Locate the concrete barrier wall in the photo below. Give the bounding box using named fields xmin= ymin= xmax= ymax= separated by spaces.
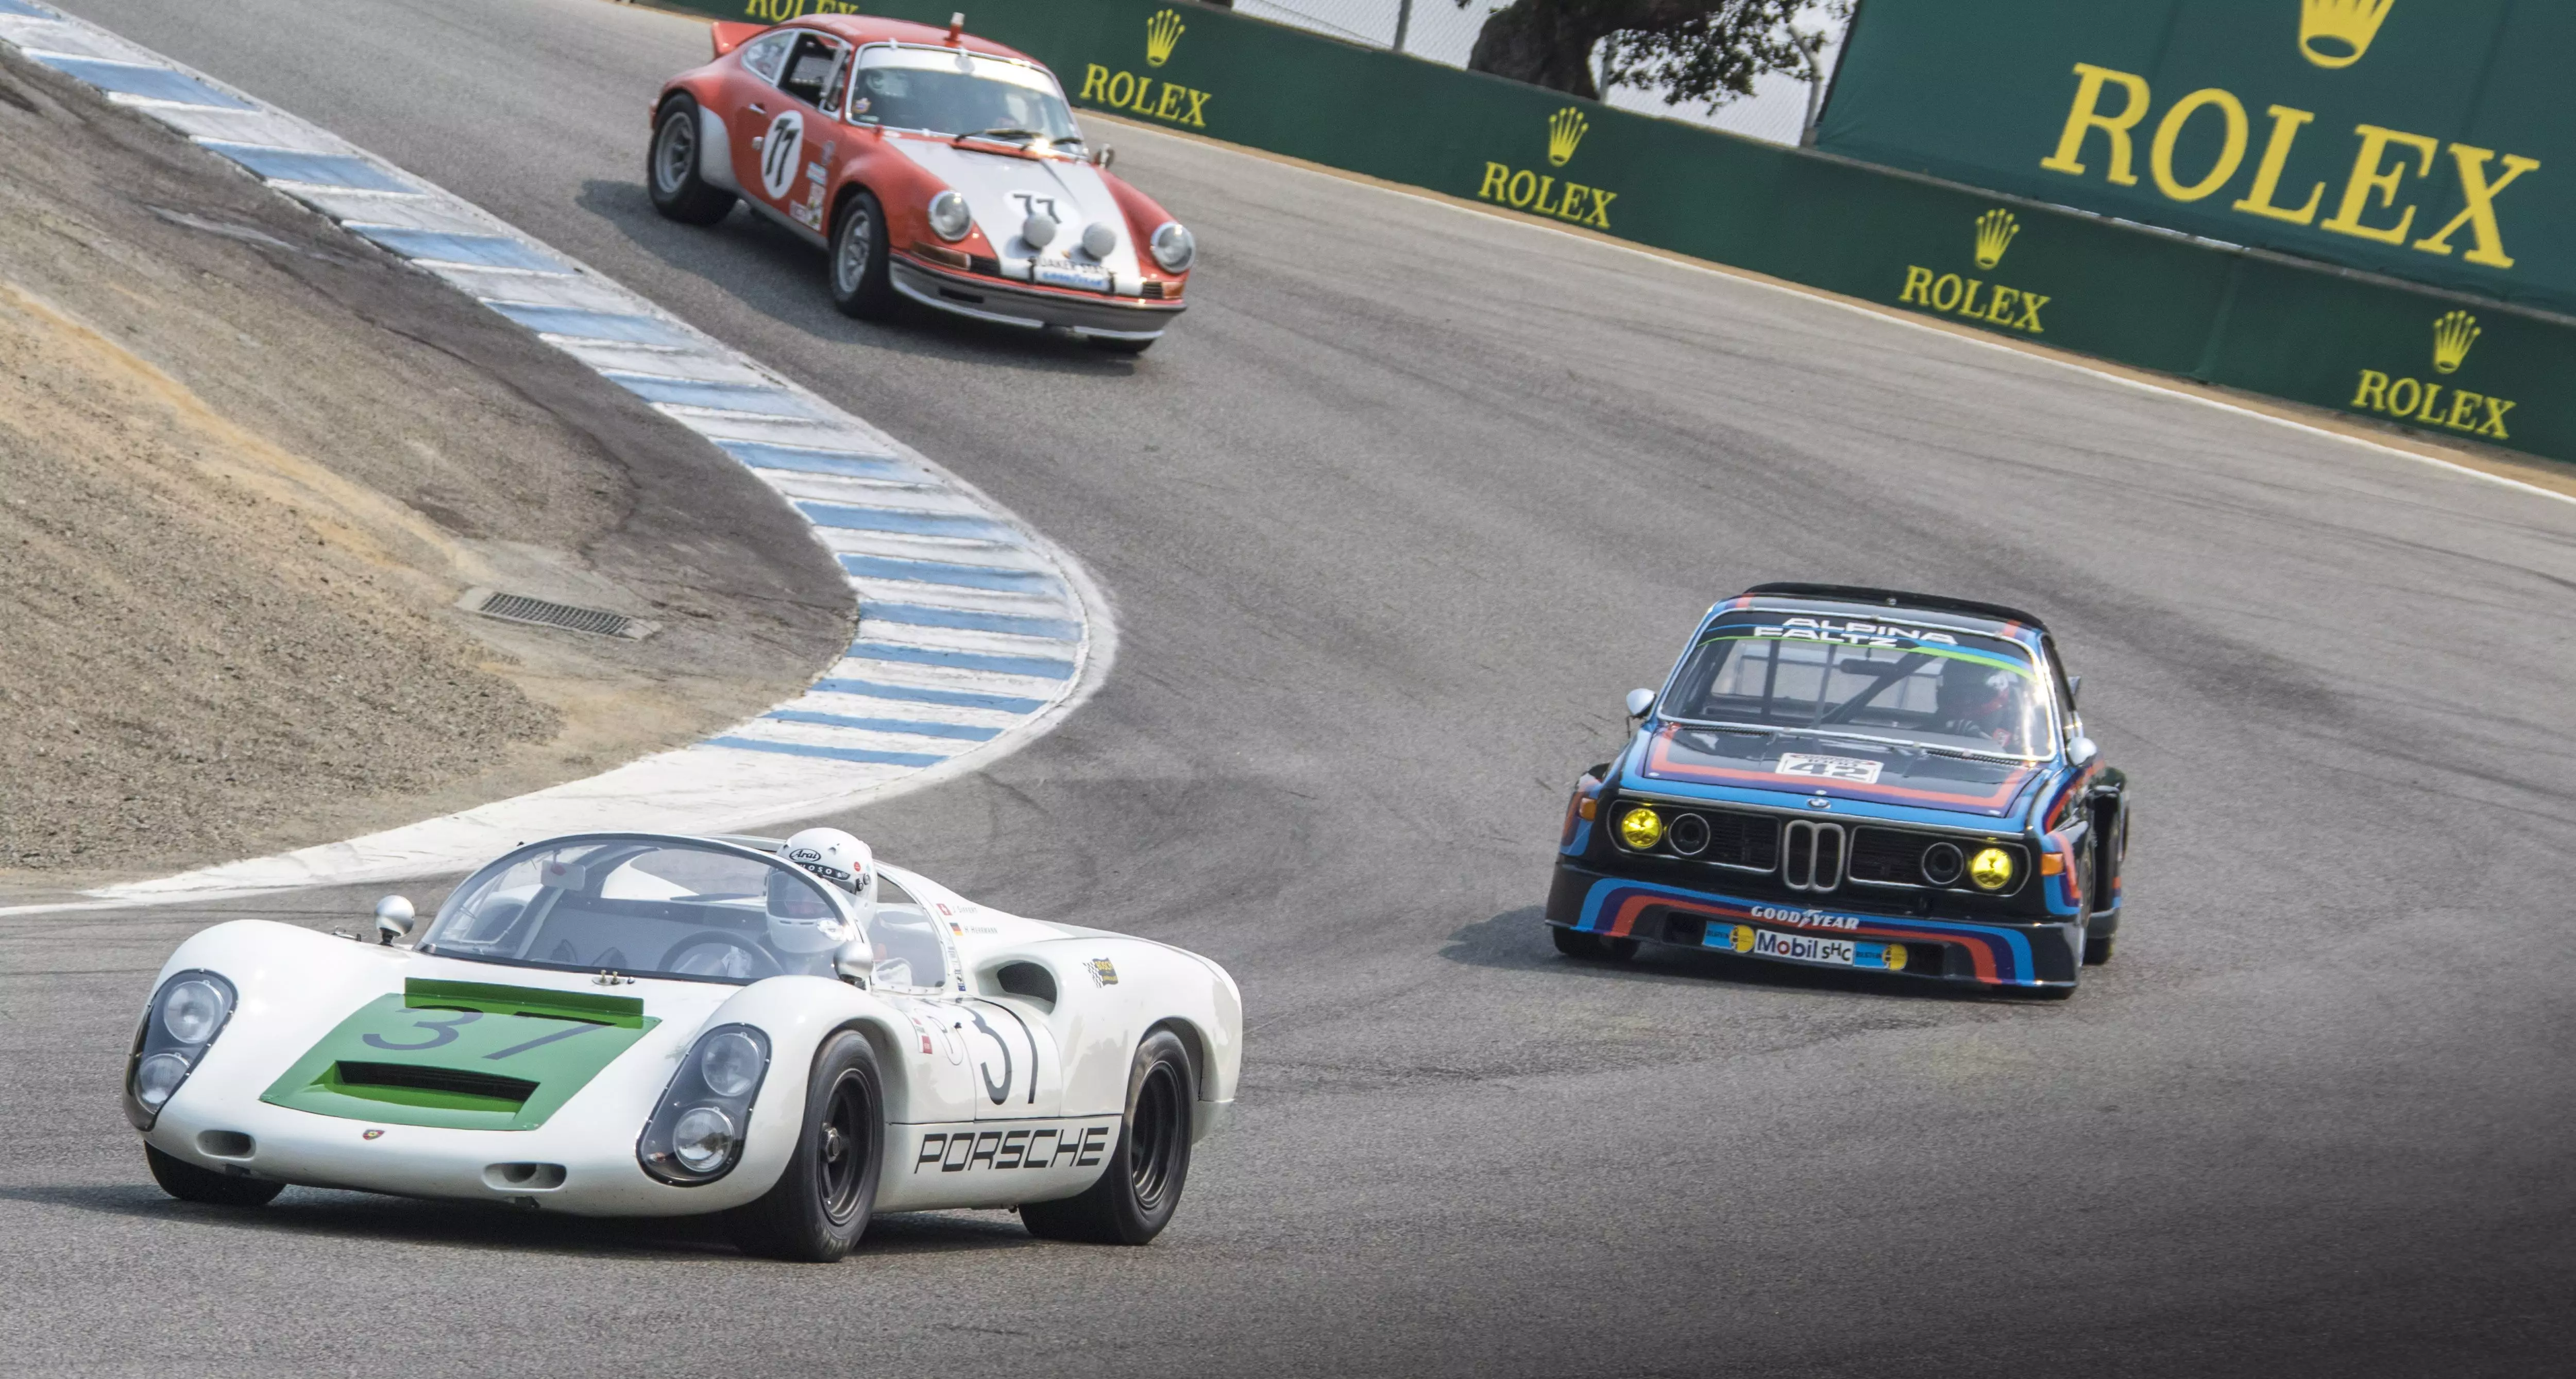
xmin=665 ymin=0 xmax=2574 ymax=466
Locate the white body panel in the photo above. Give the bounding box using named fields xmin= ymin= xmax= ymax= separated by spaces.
xmin=133 ymin=855 xmax=1240 ymax=1220
xmin=888 ymin=138 xmax=1144 ymax=293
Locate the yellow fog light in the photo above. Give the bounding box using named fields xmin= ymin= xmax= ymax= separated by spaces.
xmin=1968 ymin=847 xmax=2015 ymax=891
xmin=1885 ymin=943 xmax=1908 ymax=972
xmin=1617 ymin=806 xmax=1664 ymax=850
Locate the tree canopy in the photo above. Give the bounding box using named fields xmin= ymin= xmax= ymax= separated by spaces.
xmin=1459 ymin=0 xmax=1850 ymax=108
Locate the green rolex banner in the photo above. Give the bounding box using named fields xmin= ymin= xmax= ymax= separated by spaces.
xmin=1817 ymin=1 xmax=2573 ymax=316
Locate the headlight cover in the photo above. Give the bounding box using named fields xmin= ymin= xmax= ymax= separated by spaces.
xmin=1968 ymin=846 xmax=2016 ymax=891
xmin=927 ymin=190 xmax=972 ymax=241
xmin=1148 ymin=220 xmax=1195 ymax=273
xmin=1617 ymin=806 xmax=1664 ymax=851
xmin=638 ymin=1023 xmax=772 ymax=1185
xmin=124 ymin=971 xmax=238 ymax=1130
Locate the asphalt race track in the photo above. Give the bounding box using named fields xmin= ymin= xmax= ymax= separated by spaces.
xmin=13 ymin=1 xmax=2574 ymax=1373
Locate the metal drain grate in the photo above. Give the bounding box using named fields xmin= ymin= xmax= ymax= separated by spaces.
xmin=457 ymin=587 xmax=658 ymax=640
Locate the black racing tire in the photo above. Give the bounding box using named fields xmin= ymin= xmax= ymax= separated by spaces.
xmin=1022 ymin=1029 xmax=1192 ymax=1245
xmin=647 ymin=97 xmax=737 ymax=226
xmin=1086 ymin=334 xmax=1158 ymax=355
xmin=725 ymin=1030 xmax=884 ymax=1263
xmin=2030 ymin=984 xmax=2077 ymax=1001
xmin=828 ymin=188 xmax=898 ymax=320
xmin=146 ymin=1144 xmax=283 ymax=1206
xmin=2083 ymin=931 xmax=2116 ymax=966
xmin=1551 ymin=926 xmax=1639 ymax=961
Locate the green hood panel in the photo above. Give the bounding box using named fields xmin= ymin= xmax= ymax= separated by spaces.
xmin=261 ymin=980 xmax=661 ymax=1131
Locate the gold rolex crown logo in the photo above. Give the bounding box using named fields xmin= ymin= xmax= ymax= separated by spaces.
xmin=1145 ymin=7 xmax=1184 ymax=67
xmin=1974 ymin=209 xmax=2021 ymax=269
xmin=1547 ymin=106 xmax=1588 ymax=168
xmin=2300 ymin=0 xmax=2394 ymax=69
xmin=2431 ymin=309 xmax=2481 ymax=374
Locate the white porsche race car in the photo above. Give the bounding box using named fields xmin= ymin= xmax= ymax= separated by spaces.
xmin=124 ymin=830 xmax=1241 ymax=1261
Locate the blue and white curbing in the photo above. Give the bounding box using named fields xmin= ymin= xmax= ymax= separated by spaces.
xmin=0 ymin=0 xmax=1113 ymax=901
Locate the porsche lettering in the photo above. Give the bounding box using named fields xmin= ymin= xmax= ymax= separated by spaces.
xmin=915 ymin=1125 xmax=1110 ymax=1172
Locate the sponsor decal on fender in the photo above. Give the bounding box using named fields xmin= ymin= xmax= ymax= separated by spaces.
xmin=1899 ymin=209 xmax=2052 ymax=334
xmin=2347 ymin=309 xmax=2517 ymax=439
xmin=1475 ymin=107 xmax=1617 ymax=230
xmin=1079 ymin=10 xmax=1211 ymax=129
xmin=914 ymin=1123 xmax=1111 ymax=1173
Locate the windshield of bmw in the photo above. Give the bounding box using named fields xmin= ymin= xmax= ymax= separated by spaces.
xmin=849 ymin=48 xmax=1079 ymax=143
xmin=414 ymin=839 xmax=862 ymax=984
xmin=1660 ymin=616 xmax=2056 ymax=760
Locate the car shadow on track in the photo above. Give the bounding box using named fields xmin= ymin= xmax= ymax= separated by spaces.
xmin=0 ymin=1182 xmax=1056 ymax=1261
xmin=1442 ymin=907 xmax=2036 ymax=1005
xmin=575 ymin=179 xmax=1153 ymax=377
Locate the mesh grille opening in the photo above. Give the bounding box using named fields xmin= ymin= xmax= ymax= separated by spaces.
xmin=457 ymin=587 xmax=657 ymax=640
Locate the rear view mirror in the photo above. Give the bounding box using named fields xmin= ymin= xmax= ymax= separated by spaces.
xmin=1093 ymin=144 xmax=1115 ymax=168
xmin=833 ymin=940 xmax=872 ymax=988
xmin=2066 ymin=736 xmax=2099 ymax=768
xmin=372 ymin=895 xmax=415 ymax=946
xmin=1624 ymin=688 xmax=1656 ymax=719
xmin=2067 ymin=674 xmax=2084 ymax=708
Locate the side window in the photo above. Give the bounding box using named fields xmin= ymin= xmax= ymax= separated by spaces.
xmin=870 ymin=874 xmax=952 ymax=992
xmin=739 ymin=31 xmax=792 ymax=84
xmin=778 ymin=35 xmax=846 ymax=110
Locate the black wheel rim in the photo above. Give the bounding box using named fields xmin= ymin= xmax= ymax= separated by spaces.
xmin=834 ymin=204 xmax=872 ymax=293
xmin=654 ymin=112 xmax=694 ymax=196
xmin=815 ymin=1070 xmax=869 ymax=1223
xmin=1127 ymin=1060 xmax=1183 ymax=1211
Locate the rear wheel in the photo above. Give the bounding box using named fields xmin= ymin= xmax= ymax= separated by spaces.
xmin=1023 ymin=1029 xmax=1192 ymax=1245
xmin=2083 ymin=931 xmax=2116 ymax=966
xmin=828 ymin=188 xmax=897 ymax=320
xmin=145 ymin=1144 xmax=283 ymax=1206
xmin=726 ymin=1031 xmax=883 ymax=1262
xmin=1551 ymin=926 xmax=1638 ymax=961
xmin=647 ymin=97 xmax=736 ymax=225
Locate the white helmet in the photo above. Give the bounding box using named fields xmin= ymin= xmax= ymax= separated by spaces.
xmin=782 ymin=827 xmax=871 ymax=892
xmin=767 ymin=828 xmax=873 ymax=956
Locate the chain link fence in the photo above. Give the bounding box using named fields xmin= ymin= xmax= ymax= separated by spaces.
xmin=1226 ymin=0 xmax=1848 ymax=145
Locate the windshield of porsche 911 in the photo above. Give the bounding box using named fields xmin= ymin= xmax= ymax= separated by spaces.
xmin=1663 ymin=618 xmax=2055 ymax=759
xmin=415 ymin=840 xmax=860 ymax=984
xmin=850 ymin=50 xmax=1079 ymax=143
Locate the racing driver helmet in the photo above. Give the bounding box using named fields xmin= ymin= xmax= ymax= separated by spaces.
xmin=766 ymin=827 xmax=875 ymax=956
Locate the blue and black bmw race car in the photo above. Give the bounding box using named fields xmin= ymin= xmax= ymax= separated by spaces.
xmin=1546 ymin=584 xmax=2130 ymax=998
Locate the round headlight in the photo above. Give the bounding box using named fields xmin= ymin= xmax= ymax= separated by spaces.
xmin=698 ymin=1030 xmax=764 ymax=1100
xmin=671 ymin=1105 xmax=738 ymax=1173
xmin=1617 ymin=806 xmax=1664 ymax=850
xmin=134 ymin=1052 xmax=191 ymax=1108
xmin=1968 ymin=846 xmax=2015 ymax=891
xmin=1149 ymin=220 xmax=1195 ymax=273
xmin=927 ymin=189 xmax=972 ymax=241
xmin=161 ymin=979 xmax=226 ymax=1045
xmin=1921 ymin=842 xmax=1963 ymax=887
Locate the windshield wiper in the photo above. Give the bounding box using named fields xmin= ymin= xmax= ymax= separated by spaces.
xmin=958 ymin=126 xmax=1045 ymax=143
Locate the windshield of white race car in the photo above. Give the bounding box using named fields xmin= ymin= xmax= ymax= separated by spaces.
xmin=1662 ymin=617 xmax=2057 ymax=760
xmin=412 ymin=838 xmax=947 ymax=986
xmin=848 ymin=48 xmax=1079 ymax=143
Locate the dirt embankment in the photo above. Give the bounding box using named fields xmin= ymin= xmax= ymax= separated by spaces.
xmin=0 ymin=50 xmax=853 ymax=886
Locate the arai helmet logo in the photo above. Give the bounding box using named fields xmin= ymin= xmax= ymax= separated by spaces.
xmin=789 ymin=847 xmax=823 ymax=863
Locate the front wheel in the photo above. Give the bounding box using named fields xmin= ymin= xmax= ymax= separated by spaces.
xmin=146 ymin=1144 xmax=283 ymax=1206
xmin=647 ymin=97 xmax=736 ymax=225
xmin=725 ymin=1030 xmax=884 ymax=1262
xmin=1023 ymin=1029 xmax=1193 ymax=1245
xmin=1086 ymin=334 xmax=1157 ymax=355
xmin=1551 ymin=926 xmax=1638 ymax=961
xmin=828 ymin=188 xmax=897 ymax=320
xmin=2083 ymin=931 xmax=2116 ymax=966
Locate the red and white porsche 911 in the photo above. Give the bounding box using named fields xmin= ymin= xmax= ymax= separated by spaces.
xmin=648 ymin=14 xmax=1194 ymax=352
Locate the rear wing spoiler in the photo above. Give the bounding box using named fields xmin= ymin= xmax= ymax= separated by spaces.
xmin=710 ymin=20 xmax=768 ymax=57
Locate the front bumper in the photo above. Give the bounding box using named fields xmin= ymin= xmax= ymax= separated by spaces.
xmin=1547 ymin=862 xmax=2081 ymax=990
xmin=890 ymin=256 xmax=1185 ymax=339
xmin=139 ymin=1080 xmax=796 ymax=1218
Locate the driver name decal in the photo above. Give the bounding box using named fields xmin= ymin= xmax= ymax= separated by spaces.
xmin=1775 ymin=753 xmax=1886 ymax=785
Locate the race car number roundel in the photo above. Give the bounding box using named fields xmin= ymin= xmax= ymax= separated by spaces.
xmin=759 ymin=110 xmax=804 ymax=200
